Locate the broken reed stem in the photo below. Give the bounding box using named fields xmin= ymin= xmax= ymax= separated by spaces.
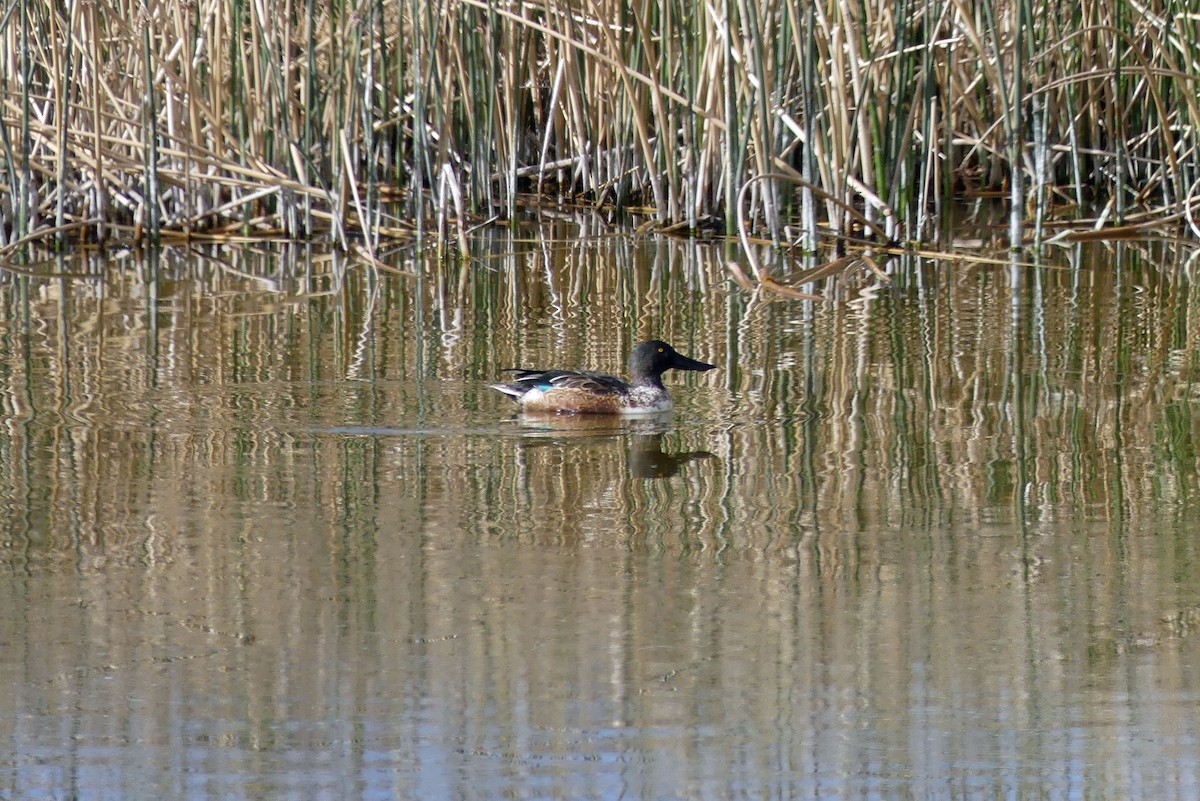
xmin=0 ymin=0 xmax=1197 ymax=252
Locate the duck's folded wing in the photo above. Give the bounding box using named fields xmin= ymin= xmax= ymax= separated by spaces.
xmin=504 ymin=369 xmax=628 ymax=395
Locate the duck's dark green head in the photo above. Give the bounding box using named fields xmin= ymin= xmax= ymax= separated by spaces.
xmin=628 ymin=340 xmax=715 ymax=385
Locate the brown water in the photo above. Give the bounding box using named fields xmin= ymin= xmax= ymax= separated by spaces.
xmin=2 ymin=230 xmax=1200 ymax=799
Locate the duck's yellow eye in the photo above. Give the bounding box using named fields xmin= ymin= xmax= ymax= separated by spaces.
xmin=658 ymin=347 xmax=664 ymax=353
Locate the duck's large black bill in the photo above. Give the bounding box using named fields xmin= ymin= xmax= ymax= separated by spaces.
xmin=670 ymin=352 xmax=716 ymax=372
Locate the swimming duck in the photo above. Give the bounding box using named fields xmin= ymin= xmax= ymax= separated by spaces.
xmin=490 ymin=340 xmax=715 ymax=414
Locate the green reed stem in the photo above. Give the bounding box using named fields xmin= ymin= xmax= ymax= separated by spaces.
xmin=19 ymin=0 xmax=33 ymax=239
xmin=141 ymin=0 xmax=160 ymax=242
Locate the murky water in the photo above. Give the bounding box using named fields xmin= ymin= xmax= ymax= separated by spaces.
xmin=3 ymin=228 xmax=1200 ymax=799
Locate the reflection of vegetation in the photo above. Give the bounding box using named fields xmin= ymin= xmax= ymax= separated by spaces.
xmin=1 ymin=1 xmax=1197 ymax=249
xmin=7 ymin=234 xmax=1200 ymax=801
xmin=2 ymin=232 xmax=1200 ymax=551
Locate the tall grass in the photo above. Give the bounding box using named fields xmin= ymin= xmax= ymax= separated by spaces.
xmin=1 ymin=0 xmax=1197 ymax=251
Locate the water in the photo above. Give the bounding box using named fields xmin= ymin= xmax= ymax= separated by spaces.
xmin=2 ymin=230 xmax=1200 ymax=799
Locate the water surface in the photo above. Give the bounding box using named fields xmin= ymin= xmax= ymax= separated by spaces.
xmin=2 ymin=230 xmax=1200 ymax=799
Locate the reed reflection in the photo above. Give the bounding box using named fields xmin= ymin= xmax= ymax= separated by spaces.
xmin=2 ymin=232 xmax=1200 ymax=800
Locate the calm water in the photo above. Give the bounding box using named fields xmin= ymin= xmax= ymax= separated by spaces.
xmin=3 ymin=227 xmax=1200 ymax=799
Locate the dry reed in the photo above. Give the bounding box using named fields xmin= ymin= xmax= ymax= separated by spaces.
xmin=1 ymin=0 xmax=1197 ymax=252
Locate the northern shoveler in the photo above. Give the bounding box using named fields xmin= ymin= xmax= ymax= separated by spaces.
xmin=490 ymin=340 xmax=716 ymax=414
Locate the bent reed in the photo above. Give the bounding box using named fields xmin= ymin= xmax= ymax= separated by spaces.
xmin=1 ymin=0 xmax=1197 ymax=251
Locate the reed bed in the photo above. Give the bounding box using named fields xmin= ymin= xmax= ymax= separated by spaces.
xmin=1 ymin=0 xmax=1197 ymax=252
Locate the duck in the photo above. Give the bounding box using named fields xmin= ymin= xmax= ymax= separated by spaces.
xmin=489 ymin=340 xmax=715 ymax=414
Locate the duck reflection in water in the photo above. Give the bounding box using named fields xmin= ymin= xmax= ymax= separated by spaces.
xmin=511 ymin=413 xmax=715 ymax=480
xmin=627 ymin=433 xmax=716 ymax=479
